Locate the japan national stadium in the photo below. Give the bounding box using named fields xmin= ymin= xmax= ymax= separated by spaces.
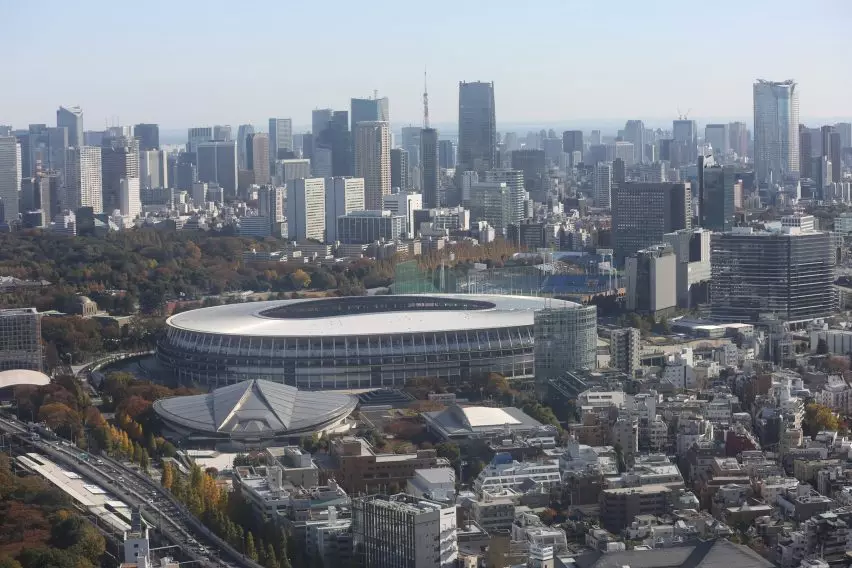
xmin=156 ymin=294 xmax=596 ymax=390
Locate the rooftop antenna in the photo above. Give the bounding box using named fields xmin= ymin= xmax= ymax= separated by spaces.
xmin=423 ymin=68 xmax=430 ymax=129
xmin=373 ymin=89 xmax=378 ymax=100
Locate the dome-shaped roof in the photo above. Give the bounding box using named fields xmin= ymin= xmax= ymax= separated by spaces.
xmin=0 ymin=369 xmax=50 ymax=389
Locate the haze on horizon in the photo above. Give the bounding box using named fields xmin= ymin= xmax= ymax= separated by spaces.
xmin=4 ymin=0 xmax=851 ymax=130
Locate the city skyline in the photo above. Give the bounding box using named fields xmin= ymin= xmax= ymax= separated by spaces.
xmin=4 ymin=0 xmax=851 ymax=129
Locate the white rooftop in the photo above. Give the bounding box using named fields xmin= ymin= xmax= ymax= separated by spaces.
xmin=463 ymin=406 xmax=521 ymax=427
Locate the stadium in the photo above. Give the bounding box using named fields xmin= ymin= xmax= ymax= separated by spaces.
xmin=157 ymin=294 xmax=596 ymax=389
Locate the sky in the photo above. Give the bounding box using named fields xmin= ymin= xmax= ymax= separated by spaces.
xmin=3 ymin=0 xmax=852 ymax=133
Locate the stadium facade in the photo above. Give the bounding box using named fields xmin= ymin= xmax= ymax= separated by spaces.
xmin=157 ymin=294 xmax=597 ymax=389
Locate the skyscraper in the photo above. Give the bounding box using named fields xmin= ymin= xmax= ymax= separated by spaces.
xmin=0 ymin=137 xmax=21 ymax=223
xmin=0 ymin=308 xmax=43 ymax=372
xmin=420 ymin=127 xmax=439 ymax=208
xmin=350 ymin=97 xmax=389 ymax=131
xmin=213 ymin=125 xmax=232 ymax=141
xmin=236 ymin=124 xmax=255 ymax=170
xmin=511 ymin=149 xmax=547 ymax=200
xmin=483 ymin=169 xmax=524 ymax=226
xmin=400 ymin=127 xmax=421 ymax=170
xmin=672 ymin=119 xmax=698 ymax=167
xmin=562 ymin=130 xmax=584 ymax=155
xmin=196 ymin=140 xmax=238 ymax=199
xmin=101 ymin=136 xmax=140 ymax=214
xmin=133 ymin=124 xmax=160 ymax=151
xmin=325 ymin=177 xmax=365 ymax=242
xmin=246 ymin=133 xmax=270 ymax=185
xmin=699 ymin=163 xmax=737 ymax=232
xmin=56 ymin=106 xmax=83 ymax=148
xmin=64 ymin=146 xmax=102 ymax=212
xmin=594 ymin=163 xmax=612 ymax=209
xmin=753 ymin=79 xmax=800 ymax=184
xmin=316 ymin=111 xmax=352 ymax=177
xmin=438 ymin=139 xmax=456 ymax=169
xmin=612 ymin=182 xmax=692 ymax=262
xmin=457 ymin=81 xmax=497 ymax=176
xmin=187 ymin=127 xmax=213 ymax=154
xmin=268 ymin=118 xmax=293 ymax=166
xmin=258 ymin=185 xmax=285 ymax=237
xmin=728 ymin=122 xmax=750 ymax=157
xmin=287 ymin=177 xmax=326 ymax=241
xmin=624 ymin=120 xmax=645 ymax=164
xmin=704 ymin=124 xmax=730 ymax=156
xmin=390 ymin=148 xmax=409 ymax=192
xmin=835 ymin=122 xmax=852 ymax=149
xmin=139 ymin=150 xmax=168 ymax=189
xmin=354 ymin=121 xmax=391 ymax=210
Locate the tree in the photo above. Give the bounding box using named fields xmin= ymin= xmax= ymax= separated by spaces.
xmin=290 ymin=269 xmax=311 ymax=289
xmin=817 ymin=338 xmax=829 ymax=354
xmin=246 ymin=532 xmax=258 ymax=562
xmin=538 ymin=507 xmax=557 ymax=525
xmin=265 ymin=543 xmax=278 ymax=568
xmin=161 ymin=462 xmax=174 ymax=490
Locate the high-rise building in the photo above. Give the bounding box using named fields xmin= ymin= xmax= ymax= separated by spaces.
xmin=0 ymin=308 xmax=43 ymax=372
xmin=699 ymin=161 xmax=737 ymax=232
xmin=624 ymin=120 xmax=645 ymax=163
xmin=316 ymin=111 xmax=352 ymax=177
xmin=352 ymin=494 xmax=457 ymax=568
xmin=236 ymin=124 xmax=255 ymax=170
xmin=594 ymin=163 xmax=612 ymax=209
xmin=510 ymin=149 xmax=547 ymax=199
xmin=562 ymin=130 xmax=584 ymax=159
xmin=483 ymin=169 xmax=524 ymax=226
xmin=469 ymin=181 xmax=511 ymax=232
xmin=101 ymin=136 xmax=140 ymax=214
xmin=0 ymin=137 xmax=21 ymax=223
xmin=312 ymin=109 xmax=333 ymax=140
xmin=269 ymin=118 xmax=294 ymax=165
xmin=612 ymin=182 xmax=692 ymax=262
xmin=457 ymin=81 xmax=497 ymax=176
xmin=274 ymin=159 xmax=311 ymax=188
xmin=56 ymin=106 xmax=83 ymax=148
xmin=46 ymin=127 xmax=68 ymax=178
xmin=139 ymin=150 xmax=168 ymax=189
xmin=354 ymin=121 xmax=391 ymax=210
xmin=247 ymin=133 xmax=270 ymax=185
xmin=590 ymin=130 xmax=602 ymax=146
xmin=799 ymin=127 xmax=815 ymax=180
xmin=610 ymin=328 xmax=641 ymax=377
xmin=828 ymin=129 xmax=842 ymax=184
xmin=420 ymin=128 xmax=439 ymax=209
xmin=258 ymin=185 xmax=285 ymax=237
xmin=325 ymin=177 xmax=365 ymax=243
xmin=287 ymin=177 xmax=326 ymax=241
xmin=400 ymin=127 xmax=421 ymax=170
xmin=672 ymin=119 xmax=698 ymax=167
xmin=835 ymin=122 xmax=852 ymax=149
xmin=753 ymin=79 xmax=800 ymax=184
xmin=390 ymin=148 xmax=410 ymax=191
xmin=704 ymin=124 xmax=730 ymax=156
xmin=533 ymin=305 xmax=598 ymax=397
xmin=662 ymin=228 xmax=711 ymax=309
xmin=64 ymin=146 xmax=102 ymax=211
xmin=196 ymin=140 xmax=238 ymax=199
xmin=133 ymin=124 xmax=159 ymax=151
xmin=187 ymin=127 xmax=213 ymax=154
xmin=728 ymin=122 xmax=750 ymax=158
xmin=337 ymin=210 xmax=405 ymax=244
xmin=119 ymin=178 xmax=141 ymax=218
xmin=625 ymin=244 xmax=678 ymax=318
xmin=438 ymin=139 xmax=456 ymax=169
xmin=350 ymin=97 xmax=389 ymax=132
xmin=383 ymin=192 xmax=422 ymax=237
xmin=213 ymin=125 xmax=231 ymax=141
xmin=710 ymin=222 xmax=833 ymax=323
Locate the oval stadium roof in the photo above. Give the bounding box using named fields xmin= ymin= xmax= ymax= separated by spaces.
xmin=0 ymin=369 xmax=50 ymax=389
xmin=153 ymin=379 xmax=357 ymax=438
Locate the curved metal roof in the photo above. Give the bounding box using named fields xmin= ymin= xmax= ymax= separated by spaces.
xmin=166 ymin=294 xmax=581 ymax=337
xmin=0 ymin=369 xmax=50 ymax=389
xmin=153 ymin=379 xmax=357 ymax=435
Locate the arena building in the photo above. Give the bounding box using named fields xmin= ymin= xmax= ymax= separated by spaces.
xmin=152 ymin=379 xmax=357 ymax=447
xmin=157 ymin=294 xmax=597 ymax=390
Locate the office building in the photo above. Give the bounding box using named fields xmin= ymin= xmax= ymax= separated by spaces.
xmin=269 ymin=118 xmax=294 ymax=165
xmin=101 ymin=136 xmax=140 ymax=214
xmin=316 ymin=110 xmax=352 ymax=177
xmin=626 ymin=244 xmax=678 ymax=318
xmin=710 ymin=223 xmax=833 ymax=324
xmin=594 ymin=163 xmax=612 ymax=209
xmin=187 ymin=127 xmax=213 ymax=154
xmin=56 ymin=106 xmax=83 ymax=148
xmin=354 ymin=121 xmax=391 ymax=210
xmin=119 ymin=178 xmax=141 ymax=218
xmin=599 ymin=485 xmax=672 ymax=533
xmin=0 ymin=308 xmax=43 ymax=372
xmin=383 ymin=192 xmax=422 ymax=237
xmin=562 ymin=130 xmax=583 ymax=160
xmin=257 ymin=185 xmax=285 ymax=235
xmin=196 ymin=140 xmax=238 ymax=199
xmin=64 ymin=146 xmax=102 ymax=212
xmin=699 ymin=162 xmax=737 ymax=232
xmin=483 ymin=169 xmax=524 ymax=225
xmin=624 ymin=120 xmax=645 ymax=163
xmin=45 ymin=127 xmax=68 ymax=177
xmin=662 ymin=228 xmax=711 ymax=309
xmin=533 ymin=305 xmax=598 ymax=396
xmin=212 ymin=125 xmax=231 ymax=141
xmin=704 ymin=124 xmax=730 ymax=156
xmin=245 ymin=133 xmax=270 ymax=185
xmin=390 ymin=148 xmax=410 ymax=191
xmin=312 ymin=109 xmax=333 ymax=144
xmin=754 ymin=79 xmax=800 ymax=184
xmin=469 ymin=181 xmax=511 ymax=232
xmin=672 ymin=119 xmax=698 ymax=166
xmin=275 ymin=159 xmax=311 ymax=187
xmin=826 ymin=128 xmax=842 ymax=184
xmin=236 ymin=124 xmax=255 ymax=170
xmin=287 ymin=178 xmax=326 ymax=241
xmin=511 ymin=149 xmax=547 ymax=199
xmin=139 ymin=150 xmax=167 ymax=189
xmin=420 ymin=128 xmax=439 ymax=209
xmin=325 ymin=177 xmax=365 ymax=242
xmin=400 ymin=127 xmax=421 ymax=169
xmin=0 ymin=137 xmax=21 ymax=223
xmin=133 ymin=123 xmax=159 ymax=151
xmin=350 ymin=97 xmax=389 ymax=131
xmin=336 ymin=210 xmax=405 ymax=244
xmin=610 ymin=328 xmax=641 ymax=377
xmin=799 ymin=127 xmax=815 ymax=180
xmin=352 ymin=494 xmax=457 ymax=568
xmin=835 ymin=122 xmax=852 ymax=149
xmin=612 ymin=182 xmax=692 ymax=262
xmin=438 ymin=140 xmax=456 ymax=169
xmin=457 ymin=81 xmax=497 ymax=175
xmin=728 ymin=122 xmax=750 ymax=158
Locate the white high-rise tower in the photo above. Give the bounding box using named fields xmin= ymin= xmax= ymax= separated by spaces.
xmin=64 ymin=147 xmax=102 ymax=212
xmin=354 ymin=121 xmax=391 ymax=210
xmin=753 ymin=79 xmax=800 ymax=184
xmin=0 ymin=137 xmax=21 ymax=223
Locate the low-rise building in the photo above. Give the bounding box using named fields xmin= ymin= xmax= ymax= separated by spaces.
xmin=599 ymin=484 xmax=673 ymax=533
xmin=329 ymin=437 xmax=445 ymax=494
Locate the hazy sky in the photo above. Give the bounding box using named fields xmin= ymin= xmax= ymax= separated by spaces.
xmin=4 ymin=0 xmax=851 ymax=131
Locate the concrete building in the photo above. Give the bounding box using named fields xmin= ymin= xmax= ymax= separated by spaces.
xmin=133 ymin=123 xmax=159 ymax=151
xmin=705 ymin=124 xmax=730 ymax=156
xmin=710 ymin=224 xmax=834 ymax=323
xmin=269 ymin=118 xmax=293 ymax=164
xmin=139 ymin=150 xmax=167 ymax=189
xmin=352 ymin=494 xmax=457 ymax=568
xmin=383 ymin=192 xmax=422 ymax=237
xmin=483 ymin=169 xmax=524 ymax=226
xmin=469 ymin=181 xmax=510 ymax=233
xmin=457 ymin=81 xmax=497 ymax=175
xmin=101 ymin=136 xmax=139 ymax=214
xmin=245 ymin=133 xmax=270 ymax=185
xmin=336 ymin=210 xmax=404 ymax=244
xmin=56 ymin=106 xmax=83 ymax=148
xmin=612 ymin=182 xmax=692 ymax=262
xmin=119 ymin=178 xmax=141 ymax=219
xmin=420 ymin=128 xmax=439 ymax=208
xmin=0 ymin=308 xmax=43 ymax=372
xmin=610 ymin=328 xmax=641 ymax=377
xmin=354 ymin=121 xmax=391 ymax=210
xmin=275 ymin=158 xmax=311 ymax=188
xmin=754 ymin=79 xmax=800 ymax=183
xmin=325 ymin=177 xmax=365 ymax=242
xmin=699 ymin=162 xmax=737 ymax=232
xmin=330 ymin=437 xmax=442 ymax=494
xmin=258 ymin=185 xmax=285 ymax=237
xmin=287 ymin=178 xmax=326 ymax=241
xmin=0 ymin=137 xmax=21 ymax=223
xmin=594 ymin=162 xmax=612 ymax=209
xmin=64 ymin=146 xmax=102 ymax=212
xmin=533 ymin=305 xmax=598 ymax=394
xmin=626 ymin=244 xmax=677 ymax=318
xmin=662 ymin=228 xmax=711 ymax=308
xmin=186 ymin=126 xmax=213 ymax=154
xmin=624 ymin=120 xmax=646 ymax=163
xmin=599 ymin=484 xmax=672 ymax=533
xmin=562 ymin=130 xmax=583 ymax=163
xmin=390 ymin=148 xmax=410 ymax=191
xmin=196 ymin=140 xmax=237 ymax=199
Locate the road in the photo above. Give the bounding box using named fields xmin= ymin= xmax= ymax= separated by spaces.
xmin=0 ymin=414 xmax=261 ymax=568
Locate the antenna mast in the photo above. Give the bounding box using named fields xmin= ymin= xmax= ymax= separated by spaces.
xmin=423 ymin=68 xmax=430 ymax=129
